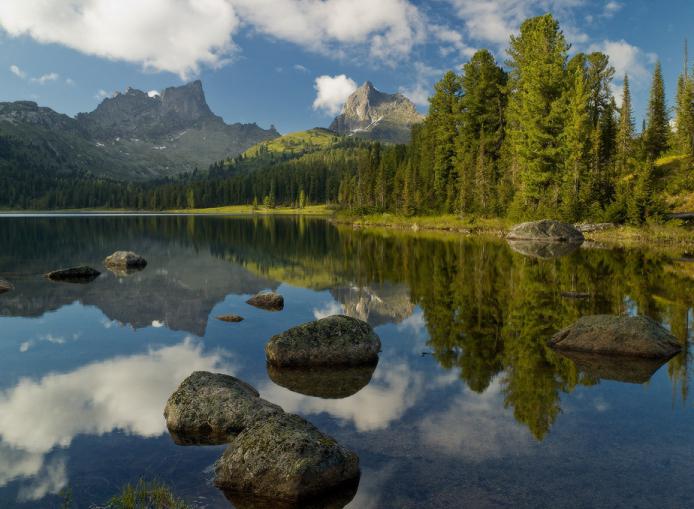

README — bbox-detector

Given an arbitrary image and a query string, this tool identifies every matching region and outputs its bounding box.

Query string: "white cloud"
[431,24,475,59]
[147,90,160,98]
[95,89,110,101]
[312,74,357,115]
[29,72,59,84]
[0,0,426,77]
[399,62,442,108]
[312,300,345,320]
[9,64,26,78]
[603,1,622,18]
[588,39,657,83]
[293,64,308,73]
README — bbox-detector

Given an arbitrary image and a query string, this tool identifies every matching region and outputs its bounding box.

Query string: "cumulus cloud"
[312,74,357,115]
[430,24,476,59]
[29,72,59,84]
[399,62,442,108]
[0,0,425,77]
[313,300,345,320]
[602,1,622,18]
[9,64,26,78]
[589,39,657,83]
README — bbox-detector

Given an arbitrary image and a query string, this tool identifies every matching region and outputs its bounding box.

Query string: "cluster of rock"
[506,219,584,259]
[42,250,148,284]
[165,315,381,504]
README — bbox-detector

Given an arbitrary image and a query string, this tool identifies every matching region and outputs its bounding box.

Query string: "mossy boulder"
[507,220,584,242]
[45,266,100,283]
[164,371,282,445]
[217,314,244,323]
[549,315,681,359]
[265,315,381,367]
[0,279,13,294]
[104,251,147,270]
[214,413,360,501]
[267,364,377,399]
[247,291,284,311]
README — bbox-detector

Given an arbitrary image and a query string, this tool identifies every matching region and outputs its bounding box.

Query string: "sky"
[0,0,691,134]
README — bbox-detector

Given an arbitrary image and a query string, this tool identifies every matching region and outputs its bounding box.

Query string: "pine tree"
[644,61,670,160]
[615,75,635,175]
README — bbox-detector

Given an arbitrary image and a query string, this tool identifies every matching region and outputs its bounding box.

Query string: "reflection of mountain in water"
[330,284,413,327]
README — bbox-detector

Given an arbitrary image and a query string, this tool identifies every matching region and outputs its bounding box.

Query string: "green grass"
[243,128,340,157]
[585,220,694,247]
[169,204,334,215]
[103,479,190,509]
[334,211,511,233]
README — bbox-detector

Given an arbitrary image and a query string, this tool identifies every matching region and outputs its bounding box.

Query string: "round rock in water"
[104,251,147,269]
[507,220,584,243]
[0,279,14,294]
[549,315,681,359]
[45,266,101,283]
[246,291,284,311]
[164,371,282,445]
[265,315,381,367]
[217,314,244,323]
[214,413,360,501]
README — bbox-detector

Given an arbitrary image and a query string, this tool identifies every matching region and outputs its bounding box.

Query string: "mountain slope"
[0,81,279,181]
[243,128,340,157]
[330,81,424,144]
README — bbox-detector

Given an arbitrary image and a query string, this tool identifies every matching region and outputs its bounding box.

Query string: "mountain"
[329,81,424,144]
[0,81,279,180]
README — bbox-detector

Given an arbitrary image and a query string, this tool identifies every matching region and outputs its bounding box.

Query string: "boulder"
[575,222,617,233]
[0,279,13,294]
[164,371,282,445]
[45,266,100,283]
[267,364,377,399]
[104,251,147,269]
[221,478,359,509]
[247,291,284,311]
[217,314,244,323]
[507,220,584,243]
[265,315,381,367]
[214,413,360,501]
[508,240,581,259]
[549,315,681,359]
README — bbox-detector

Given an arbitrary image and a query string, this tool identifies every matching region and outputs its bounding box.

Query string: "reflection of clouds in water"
[418,378,532,461]
[17,456,67,502]
[151,320,165,328]
[261,361,424,432]
[0,339,229,499]
[346,464,396,509]
[19,332,82,353]
[313,300,345,320]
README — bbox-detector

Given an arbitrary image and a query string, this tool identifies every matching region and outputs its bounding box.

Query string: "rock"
[507,220,585,243]
[164,372,282,445]
[267,364,377,399]
[549,315,681,359]
[221,478,359,509]
[217,314,244,323]
[0,279,13,294]
[575,222,617,233]
[265,315,381,367]
[508,240,582,259]
[247,291,284,311]
[214,413,360,501]
[554,350,671,384]
[45,266,100,283]
[104,251,147,270]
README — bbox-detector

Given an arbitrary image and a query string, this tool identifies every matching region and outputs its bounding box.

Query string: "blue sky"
[0,0,691,134]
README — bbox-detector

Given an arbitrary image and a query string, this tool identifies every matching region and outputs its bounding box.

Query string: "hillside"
[655,154,694,213]
[242,128,340,158]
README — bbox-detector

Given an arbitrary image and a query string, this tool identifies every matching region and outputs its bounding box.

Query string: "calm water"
[0,215,692,508]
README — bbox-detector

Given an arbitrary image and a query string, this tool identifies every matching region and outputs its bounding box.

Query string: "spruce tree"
[644,61,669,160]
[615,75,634,175]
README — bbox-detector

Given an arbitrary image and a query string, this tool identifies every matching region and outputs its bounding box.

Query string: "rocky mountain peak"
[330,81,424,144]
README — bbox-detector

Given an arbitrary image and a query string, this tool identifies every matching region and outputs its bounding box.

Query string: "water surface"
[0,215,692,508]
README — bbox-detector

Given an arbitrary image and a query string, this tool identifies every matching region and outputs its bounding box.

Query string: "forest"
[1,14,693,224]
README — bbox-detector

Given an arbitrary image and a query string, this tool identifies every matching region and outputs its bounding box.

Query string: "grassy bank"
[168,204,334,215]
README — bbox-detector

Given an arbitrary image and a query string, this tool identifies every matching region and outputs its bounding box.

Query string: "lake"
[0,214,692,508]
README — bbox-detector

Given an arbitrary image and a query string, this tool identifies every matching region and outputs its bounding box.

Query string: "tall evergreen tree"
[644,61,670,160]
[615,75,635,175]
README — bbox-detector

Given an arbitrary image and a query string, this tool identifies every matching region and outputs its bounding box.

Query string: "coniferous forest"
[2,14,693,224]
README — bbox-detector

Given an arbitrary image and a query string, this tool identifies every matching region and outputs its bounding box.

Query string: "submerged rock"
[217,314,244,323]
[507,220,585,243]
[104,251,147,275]
[0,279,13,294]
[45,266,100,283]
[164,371,282,445]
[554,349,672,384]
[549,315,681,359]
[214,413,360,501]
[265,315,381,367]
[267,364,377,399]
[247,291,284,311]
[508,240,582,259]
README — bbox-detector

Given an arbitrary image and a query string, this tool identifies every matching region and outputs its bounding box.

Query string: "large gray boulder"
[247,290,284,311]
[0,279,13,294]
[45,266,100,283]
[164,371,282,445]
[104,251,147,269]
[507,219,584,243]
[214,413,360,501]
[265,315,381,367]
[267,364,377,399]
[549,315,681,359]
